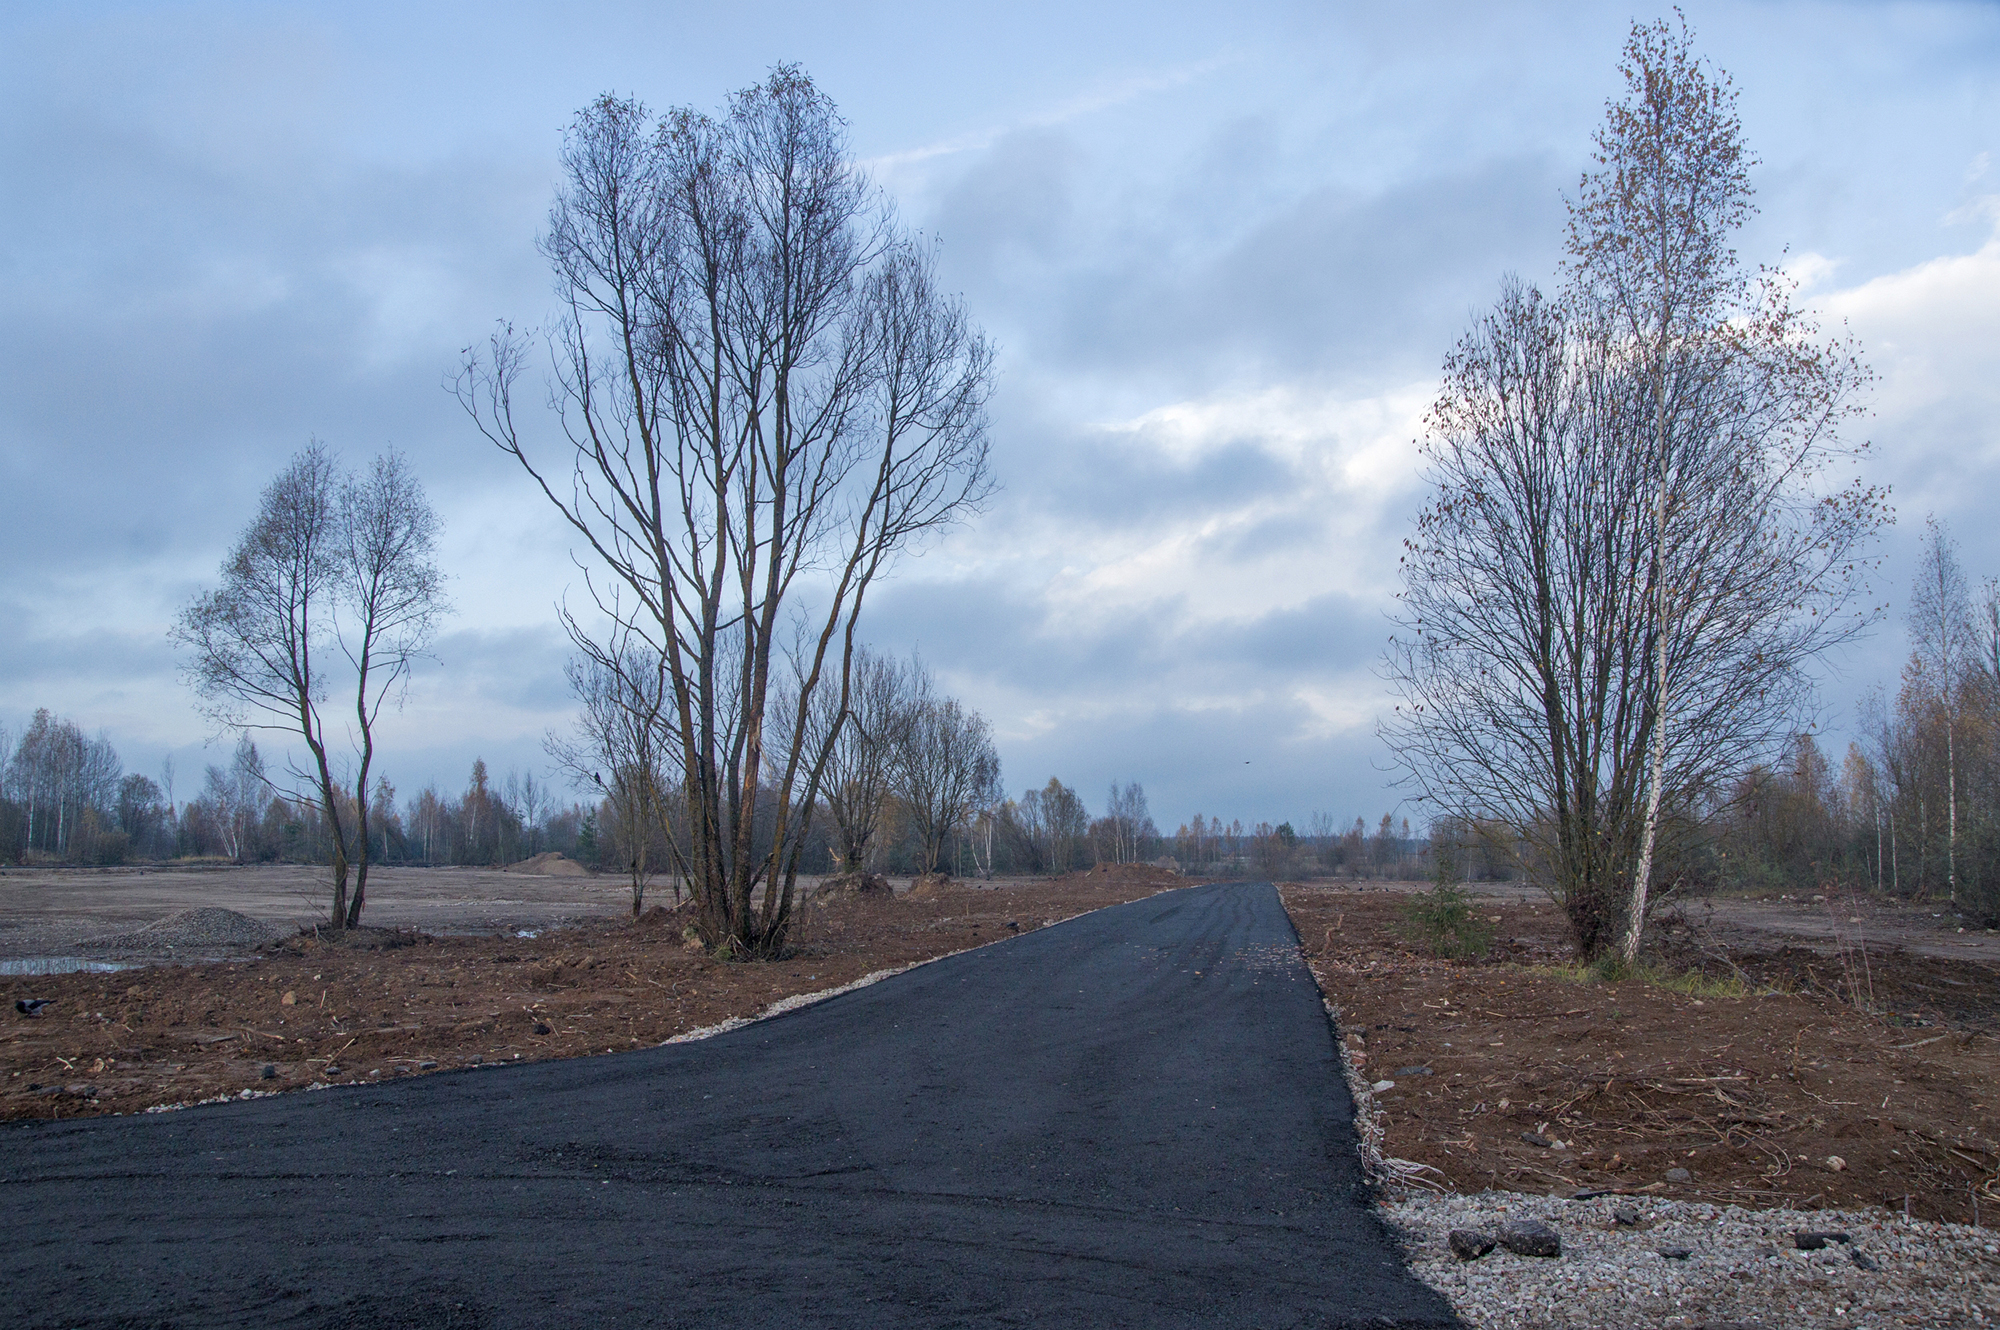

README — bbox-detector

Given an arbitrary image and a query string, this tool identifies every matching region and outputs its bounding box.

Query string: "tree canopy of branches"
[1097,781,1155,865]
[1016,778,1089,875]
[891,659,1001,876]
[546,630,675,915]
[2,709,122,861]
[458,69,994,957]
[813,646,907,874]
[1906,517,1976,906]
[173,443,449,928]
[1382,17,1886,960]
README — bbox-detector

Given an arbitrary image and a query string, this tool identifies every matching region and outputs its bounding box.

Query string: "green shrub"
[1400,880,1494,960]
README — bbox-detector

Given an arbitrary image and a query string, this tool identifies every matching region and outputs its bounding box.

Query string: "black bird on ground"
[16,998,52,1017]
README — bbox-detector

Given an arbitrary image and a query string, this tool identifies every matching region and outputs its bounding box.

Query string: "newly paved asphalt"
[1,881,1458,1329]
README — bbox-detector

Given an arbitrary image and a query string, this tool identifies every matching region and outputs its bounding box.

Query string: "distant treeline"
[0,707,1460,883]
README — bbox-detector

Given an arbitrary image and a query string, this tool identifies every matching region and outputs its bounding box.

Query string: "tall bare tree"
[458,70,993,957]
[1038,778,1089,876]
[1385,175,1884,956]
[1558,14,1884,961]
[4,709,121,860]
[1102,781,1153,865]
[1907,517,1974,905]
[174,443,448,927]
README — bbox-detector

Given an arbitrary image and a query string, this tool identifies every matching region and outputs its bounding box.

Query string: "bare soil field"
[1284,882,2000,1227]
[0,860,645,960]
[0,864,1181,1122]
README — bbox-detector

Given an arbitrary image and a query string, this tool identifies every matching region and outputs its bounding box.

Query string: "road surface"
[1,881,1457,1328]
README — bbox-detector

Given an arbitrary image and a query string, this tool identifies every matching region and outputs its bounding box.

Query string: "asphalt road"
[1,881,1458,1329]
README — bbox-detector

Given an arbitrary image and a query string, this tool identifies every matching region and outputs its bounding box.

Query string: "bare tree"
[458,70,993,957]
[1907,517,1974,905]
[1038,778,1089,876]
[1103,781,1154,865]
[1558,14,1885,962]
[174,443,448,927]
[336,450,448,922]
[891,661,1001,877]
[810,646,908,875]
[547,626,676,913]
[4,709,122,860]
[1384,271,1883,958]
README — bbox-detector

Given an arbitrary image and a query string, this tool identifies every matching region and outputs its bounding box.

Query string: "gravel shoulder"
[1279,882,2000,1328]
[1386,1191,2000,1329]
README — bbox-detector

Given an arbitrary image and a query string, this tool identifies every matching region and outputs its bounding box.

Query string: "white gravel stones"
[1385,1190,2000,1329]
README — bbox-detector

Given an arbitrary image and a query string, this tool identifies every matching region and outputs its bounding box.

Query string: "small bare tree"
[809,646,908,875]
[547,625,676,914]
[174,444,448,927]
[891,660,1000,877]
[459,70,993,956]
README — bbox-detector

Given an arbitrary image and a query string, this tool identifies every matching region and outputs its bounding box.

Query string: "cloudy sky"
[2,1,1996,832]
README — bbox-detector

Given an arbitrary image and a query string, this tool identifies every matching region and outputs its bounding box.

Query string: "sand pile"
[502,852,593,877]
[905,872,952,899]
[82,907,281,954]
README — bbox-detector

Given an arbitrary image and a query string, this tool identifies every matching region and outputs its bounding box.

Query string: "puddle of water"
[0,957,141,976]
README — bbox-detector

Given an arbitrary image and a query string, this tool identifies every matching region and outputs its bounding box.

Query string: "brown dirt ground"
[0,866,1181,1123]
[1283,883,2000,1227]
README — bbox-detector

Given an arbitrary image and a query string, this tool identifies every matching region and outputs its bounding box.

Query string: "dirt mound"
[502,852,592,877]
[81,907,280,954]
[906,872,953,899]
[633,900,696,929]
[286,925,419,952]
[817,873,893,900]
[1085,862,1175,881]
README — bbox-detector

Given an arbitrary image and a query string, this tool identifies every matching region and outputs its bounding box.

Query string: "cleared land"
[0,882,1457,1330]
[1285,882,2000,1227]
[0,864,1179,1120]
[9,863,1996,1233]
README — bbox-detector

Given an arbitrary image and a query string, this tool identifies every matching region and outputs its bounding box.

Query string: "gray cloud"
[3,0,1996,829]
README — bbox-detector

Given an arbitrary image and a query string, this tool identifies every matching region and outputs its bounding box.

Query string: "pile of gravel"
[1385,1190,2000,1328]
[80,907,281,955]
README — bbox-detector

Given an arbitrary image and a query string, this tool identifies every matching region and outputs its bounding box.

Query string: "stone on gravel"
[1793,1230,1850,1250]
[1611,1206,1642,1227]
[1497,1218,1561,1257]
[1658,1247,1692,1260]
[1449,1229,1497,1261]
[1389,1191,2000,1329]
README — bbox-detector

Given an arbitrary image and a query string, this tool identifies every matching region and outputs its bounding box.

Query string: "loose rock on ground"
[1387,1190,2000,1328]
